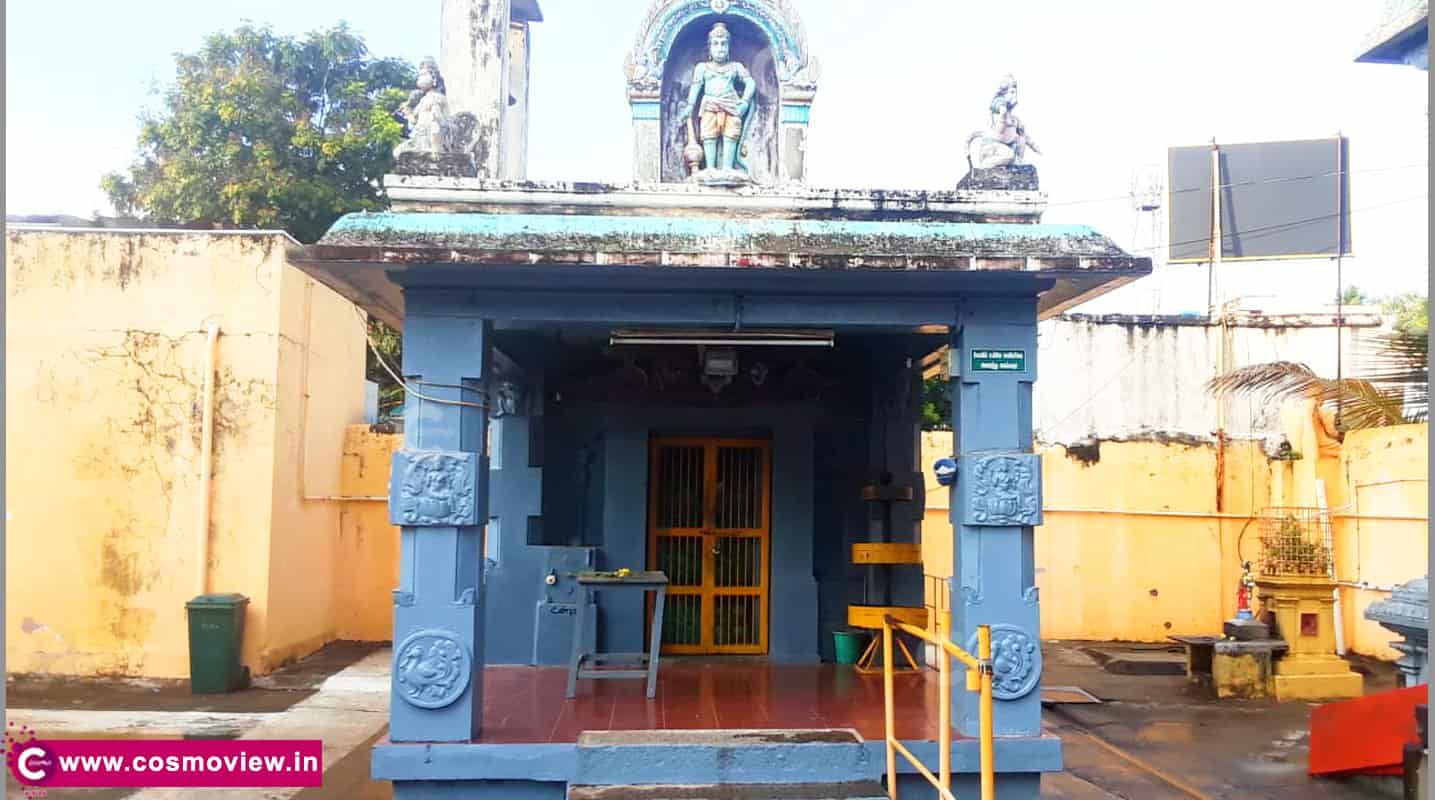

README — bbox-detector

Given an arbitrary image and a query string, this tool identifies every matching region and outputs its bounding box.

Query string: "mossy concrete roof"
[293,210,1151,328]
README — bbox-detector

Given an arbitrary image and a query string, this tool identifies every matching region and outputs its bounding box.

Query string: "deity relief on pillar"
[624,0,820,186]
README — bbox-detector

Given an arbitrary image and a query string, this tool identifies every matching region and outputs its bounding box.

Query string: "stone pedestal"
[1213,640,1287,699]
[957,165,1039,192]
[1365,575,1429,688]
[395,152,479,179]
[1256,575,1363,701]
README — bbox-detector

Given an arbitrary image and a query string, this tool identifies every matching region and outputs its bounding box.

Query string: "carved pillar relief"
[949,299,1043,738]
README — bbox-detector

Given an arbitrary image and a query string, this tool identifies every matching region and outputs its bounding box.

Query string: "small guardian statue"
[393,57,480,177]
[960,74,1042,190]
[677,23,756,185]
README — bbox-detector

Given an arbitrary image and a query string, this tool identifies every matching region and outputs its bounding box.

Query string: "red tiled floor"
[478,662,954,744]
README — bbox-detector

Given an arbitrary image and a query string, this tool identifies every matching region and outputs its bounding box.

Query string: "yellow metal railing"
[882,612,994,800]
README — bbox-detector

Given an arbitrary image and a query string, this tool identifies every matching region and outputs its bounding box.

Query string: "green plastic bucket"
[833,630,868,665]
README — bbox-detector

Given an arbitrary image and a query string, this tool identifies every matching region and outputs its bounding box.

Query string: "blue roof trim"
[328,212,1105,246]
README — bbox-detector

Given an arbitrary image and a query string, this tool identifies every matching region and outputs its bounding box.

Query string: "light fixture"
[702,348,739,377]
[610,328,834,347]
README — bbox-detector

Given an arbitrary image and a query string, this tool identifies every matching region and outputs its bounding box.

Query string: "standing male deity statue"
[676,23,756,180]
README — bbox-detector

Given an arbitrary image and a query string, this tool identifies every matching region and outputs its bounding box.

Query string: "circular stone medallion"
[710,0,731,12]
[393,629,472,709]
[967,624,1041,700]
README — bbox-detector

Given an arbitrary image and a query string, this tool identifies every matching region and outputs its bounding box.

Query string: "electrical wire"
[1042,350,1142,436]
[1124,193,1427,256]
[1045,161,1427,209]
[355,306,488,411]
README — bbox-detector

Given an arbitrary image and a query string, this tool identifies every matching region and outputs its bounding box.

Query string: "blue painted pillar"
[388,314,491,742]
[949,298,1043,738]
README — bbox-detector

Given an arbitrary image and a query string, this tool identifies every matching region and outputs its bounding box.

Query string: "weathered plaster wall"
[1033,438,1268,642]
[501,21,531,181]
[920,422,1427,659]
[1329,424,1427,659]
[439,0,512,177]
[333,425,403,641]
[1036,315,1382,446]
[6,232,285,677]
[5,230,369,677]
[263,268,369,668]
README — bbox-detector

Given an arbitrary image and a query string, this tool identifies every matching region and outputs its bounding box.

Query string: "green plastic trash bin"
[186,593,250,694]
[833,629,867,665]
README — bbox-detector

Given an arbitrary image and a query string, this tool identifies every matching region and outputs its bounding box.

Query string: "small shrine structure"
[290,1,1151,797]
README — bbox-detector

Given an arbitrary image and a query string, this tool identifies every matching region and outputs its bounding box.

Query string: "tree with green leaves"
[1338,285,1373,305]
[922,377,952,430]
[1381,291,1428,336]
[102,23,413,244]
[104,23,414,415]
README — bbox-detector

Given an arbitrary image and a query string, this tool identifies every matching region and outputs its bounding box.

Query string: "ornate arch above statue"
[624,0,820,100]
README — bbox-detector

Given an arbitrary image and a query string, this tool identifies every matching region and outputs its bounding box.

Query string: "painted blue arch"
[635,0,811,83]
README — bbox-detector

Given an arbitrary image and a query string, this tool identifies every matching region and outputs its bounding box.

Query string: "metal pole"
[1208,140,1223,317]
[1334,134,1346,420]
[978,624,994,800]
[938,611,951,791]
[884,623,897,800]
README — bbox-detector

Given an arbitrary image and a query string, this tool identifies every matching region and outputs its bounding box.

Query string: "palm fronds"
[1206,360,1323,399]
[1206,359,1418,431]
[1355,331,1428,422]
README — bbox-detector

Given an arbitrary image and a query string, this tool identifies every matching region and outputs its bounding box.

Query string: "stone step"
[568,782,887,800]
[577,729,863,747]
[572,729,877,788]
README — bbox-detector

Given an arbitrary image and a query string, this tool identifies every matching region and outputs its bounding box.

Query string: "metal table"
[567,571,668,699]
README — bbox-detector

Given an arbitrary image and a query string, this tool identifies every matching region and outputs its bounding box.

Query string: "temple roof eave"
[288,210,1151,329]
[315,211,1135,260]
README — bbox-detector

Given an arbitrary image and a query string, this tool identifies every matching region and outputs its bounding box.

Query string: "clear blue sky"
[6,1,1428,309]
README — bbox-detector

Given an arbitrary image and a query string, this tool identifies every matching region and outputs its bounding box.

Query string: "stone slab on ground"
[1081,645,1189,676]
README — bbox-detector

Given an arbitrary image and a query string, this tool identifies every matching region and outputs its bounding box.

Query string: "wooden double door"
[648,437,771,655]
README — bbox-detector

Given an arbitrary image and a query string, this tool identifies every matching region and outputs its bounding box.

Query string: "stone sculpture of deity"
[396,58,454,157]
[676,23,756,182]
[392,57,482,177]
[966,74,1041,171]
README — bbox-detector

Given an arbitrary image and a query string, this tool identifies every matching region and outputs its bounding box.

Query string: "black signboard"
[1168,137,1351,263]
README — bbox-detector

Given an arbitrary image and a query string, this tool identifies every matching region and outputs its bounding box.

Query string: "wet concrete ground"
[1041,641,1402,799]
[5,640,1406,799]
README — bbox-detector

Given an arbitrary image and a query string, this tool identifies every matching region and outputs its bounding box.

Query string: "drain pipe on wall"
[196,323,220,597]
[1315,480,1347,657]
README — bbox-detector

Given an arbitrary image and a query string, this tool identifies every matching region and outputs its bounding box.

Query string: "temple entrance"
[648,436,771,654]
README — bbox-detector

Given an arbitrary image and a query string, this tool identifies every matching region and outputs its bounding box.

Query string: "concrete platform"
[8,641,1402,799]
